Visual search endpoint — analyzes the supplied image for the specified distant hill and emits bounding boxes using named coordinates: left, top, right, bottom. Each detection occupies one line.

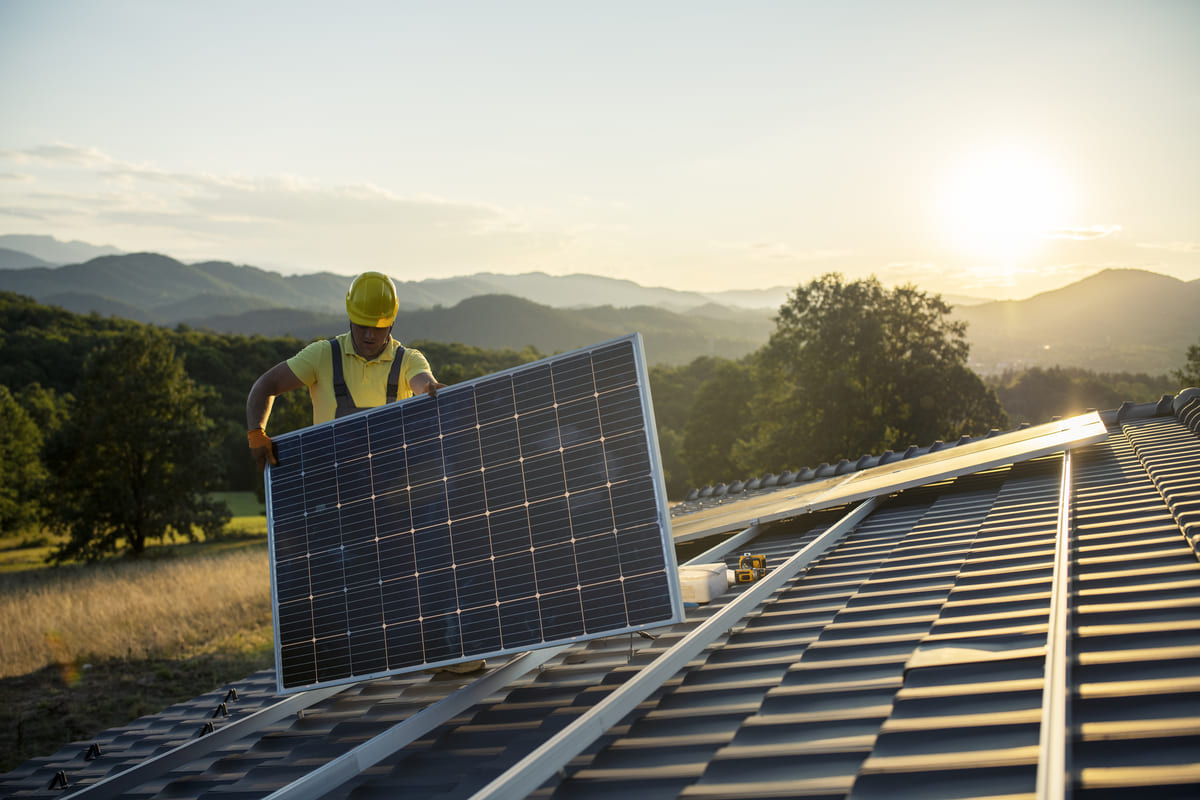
left=0, top=253, right=348, bottom=318
left=405, top=272, right=790, bottom=312
left=186, top=294, right=774, bottom=366
left=0, top=248, right=54, bottom=269
left=0, top=252, right=787, bottom=317
left=956, top=269, right=1200, bottom=375
left=0, top=234, right=122, bottom=265
left=0, top=248, right=1193, bottom=373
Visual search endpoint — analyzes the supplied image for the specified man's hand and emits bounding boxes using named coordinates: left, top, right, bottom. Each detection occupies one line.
left=248, top=428, right=278, bottom=472
left=411, top=373, right=446, bottom=399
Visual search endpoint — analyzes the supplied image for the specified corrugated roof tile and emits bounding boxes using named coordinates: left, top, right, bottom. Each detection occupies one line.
left=7, top=395, right=1200, bottom=798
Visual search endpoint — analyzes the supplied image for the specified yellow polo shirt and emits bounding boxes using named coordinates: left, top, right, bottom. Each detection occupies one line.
left=287, top=332, right=434, bottom=426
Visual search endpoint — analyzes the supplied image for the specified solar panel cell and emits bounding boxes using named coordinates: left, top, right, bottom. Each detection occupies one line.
left=533, top=543, right=577, bottom=592
left=524, top=453, right=566, bottom=502
left=551, top=353, right=598, bottom=402
left=384, top=621, right=423, bottom=669
left=597, top=391, right=643, bottom=436
left=445, top=471, right=486, bottom=517
left=517, top=407, right=560, bottom=456
left=494, top=551, right=537, bottom=601
left=581, top=581, right=628, bottom=631
left=333, top=416, right=369, bottom=463
left=401, top=397, right=438, bottom=442
left=563, top=441, right=607, bottom=494
left=338, top=500, right=376, bottom=543
left=455, top=558, right=497, bottom=606
left=475, top=375, right=515, bottom=419
left=557, top=397, right=603, bottom=446
left=483, top=460, right=525, bottom=510
left=539, top=591, right=584, bottom=639
left=498, top=596, right=541, bottom=648
left=367, top=411, right=406, bottom=454
left=435, top=384, right=476, bottom=429
left=604, top=434, right=652, bottom=483
left=449, top=515, right=492, bottom=564
left=460, top=605, right=503, bottom=652
left=266, top=334, right=682, bottom=692
left=513, top=363, right=554, bottom=410
left=442, top=428, right=483, bottom=476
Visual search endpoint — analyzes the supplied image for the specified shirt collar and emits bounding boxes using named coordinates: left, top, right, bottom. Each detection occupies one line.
left=341, top=331, right=399, bottom=364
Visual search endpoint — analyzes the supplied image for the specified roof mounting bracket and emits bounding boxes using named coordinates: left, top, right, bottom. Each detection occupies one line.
left=473, top=496, right=880, bottom=800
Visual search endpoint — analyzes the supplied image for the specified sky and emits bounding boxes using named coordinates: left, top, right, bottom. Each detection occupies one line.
left=1, top=0, right=1198, bottom=300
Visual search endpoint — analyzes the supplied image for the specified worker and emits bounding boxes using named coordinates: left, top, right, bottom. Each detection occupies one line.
left=246, top=271, right=445, bottom=471
left=248, top=271, right=484, bottom=675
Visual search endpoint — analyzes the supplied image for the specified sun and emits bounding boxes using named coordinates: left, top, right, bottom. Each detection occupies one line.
left=937, top=147, right=1072, bottom=266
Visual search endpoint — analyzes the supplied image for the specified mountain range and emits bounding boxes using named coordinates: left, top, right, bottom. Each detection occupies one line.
left=955, top=268, right=1198, bottom=375
left=0, top=234, right=123, bottom=266
left=0, top=239, right=1195, bottom=374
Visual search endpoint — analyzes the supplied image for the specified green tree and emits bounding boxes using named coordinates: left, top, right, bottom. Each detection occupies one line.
left=989, top=366, right=1175, bottom=425
left=15, top=382, right=71, bottom=432
left=747, top=273, right=1007, bottom=471
left=0, top=385, right=48, bottom=534
left=46, top=330, right=231, bottom=562
left=650, top=356, right=731, bottom=497
left=1174, top=340, right=1200, bottom=387
left=679, top=359, right=757, bottom=485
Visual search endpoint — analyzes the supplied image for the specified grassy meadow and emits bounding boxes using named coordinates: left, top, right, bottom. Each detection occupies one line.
left=0, top=492, right=276, bottom=772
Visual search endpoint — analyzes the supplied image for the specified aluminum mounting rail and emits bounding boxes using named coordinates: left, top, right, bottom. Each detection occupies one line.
left=1037, top=449, right=1074, bottom=800
left=683, top=522, right=762, bottom=566
left=262, top=646, right=566, bottom=800
left=65, top=683, right=347, bottom=799
left=472, top=496, right=880, bottom=800
left=264, top=515, right=780, bottom=799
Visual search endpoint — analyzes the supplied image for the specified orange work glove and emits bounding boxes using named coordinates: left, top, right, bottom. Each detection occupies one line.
left=248, top=428, right=278, bottom=472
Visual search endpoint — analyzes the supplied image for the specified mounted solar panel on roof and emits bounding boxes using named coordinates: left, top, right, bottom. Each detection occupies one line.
left=265, top=333, right=682, bottom=693
left=670, top=411, right=1108, bottom=543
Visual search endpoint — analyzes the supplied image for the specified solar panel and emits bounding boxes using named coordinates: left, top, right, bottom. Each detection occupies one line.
left=265, top=333, right=682, bottom=693
left=671, top=410, right=1108, bottom=543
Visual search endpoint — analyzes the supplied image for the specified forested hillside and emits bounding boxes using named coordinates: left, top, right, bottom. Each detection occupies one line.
left=0, top=292, right=541, bottom=494
left=2, top=288, right=1191, bottom=509
left=2, top=252, right=1195, bottom=374
left=958, top=269, right=1200, bottom=375
left=195, top=294, right=774, bottom=365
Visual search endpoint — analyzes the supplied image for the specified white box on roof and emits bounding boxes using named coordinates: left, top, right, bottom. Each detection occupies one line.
left=678, top=562, right=729, bottom=604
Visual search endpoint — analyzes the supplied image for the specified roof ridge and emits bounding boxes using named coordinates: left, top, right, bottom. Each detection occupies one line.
left=676, top=392, right=1196, bottom=509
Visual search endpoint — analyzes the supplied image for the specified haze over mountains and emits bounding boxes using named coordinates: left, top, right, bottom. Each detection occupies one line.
left=0, top=235, right=1195, bottom=375
left=0, top=234, right=123, bottom=267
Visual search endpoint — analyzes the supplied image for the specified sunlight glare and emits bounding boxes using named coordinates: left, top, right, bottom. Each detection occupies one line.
left=938, top=147, right=1073, bottom=267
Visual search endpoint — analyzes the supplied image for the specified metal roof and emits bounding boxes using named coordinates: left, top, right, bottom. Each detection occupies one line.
left=3, top=390, right=1198, bottom=799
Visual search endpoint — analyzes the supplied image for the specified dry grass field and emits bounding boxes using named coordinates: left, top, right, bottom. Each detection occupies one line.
left=0, top=493, right=276, bottom=772
left=0, top=547, right=272, bottom=679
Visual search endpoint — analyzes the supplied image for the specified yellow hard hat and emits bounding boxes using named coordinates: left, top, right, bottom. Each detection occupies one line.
left=345, top=272, right=399, bottom=327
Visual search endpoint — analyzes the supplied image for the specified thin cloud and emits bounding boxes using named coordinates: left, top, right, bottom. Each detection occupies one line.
left=1044, top=225, right=1122, bottom=240
left=3, top=144, right=116, bottom=167
left=0, top=207, right=49, bottom=221
left=0, top=144, right=573, bottom=273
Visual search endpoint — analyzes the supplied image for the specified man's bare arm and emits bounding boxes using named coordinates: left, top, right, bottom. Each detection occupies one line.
left=410, top=372, right=446, bottom=398
left=247, top=362, right=305, bottom=431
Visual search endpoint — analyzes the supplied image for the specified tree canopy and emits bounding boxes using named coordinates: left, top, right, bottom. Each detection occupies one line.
left=46, top=329, right=231, bottom=561
left=988, top=366, right=1177, bottom=425
left=1174, top=339, right=1200, bottom=388
left=731, top=274, right=1008, bottom=477
left=0, top=385, right=48, bottom=534
left=1, top=287, right=1178, bottom=511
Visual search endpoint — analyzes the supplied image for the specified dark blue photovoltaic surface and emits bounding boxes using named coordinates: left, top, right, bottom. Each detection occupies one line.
left=266, top=335, right=680, bottom=691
